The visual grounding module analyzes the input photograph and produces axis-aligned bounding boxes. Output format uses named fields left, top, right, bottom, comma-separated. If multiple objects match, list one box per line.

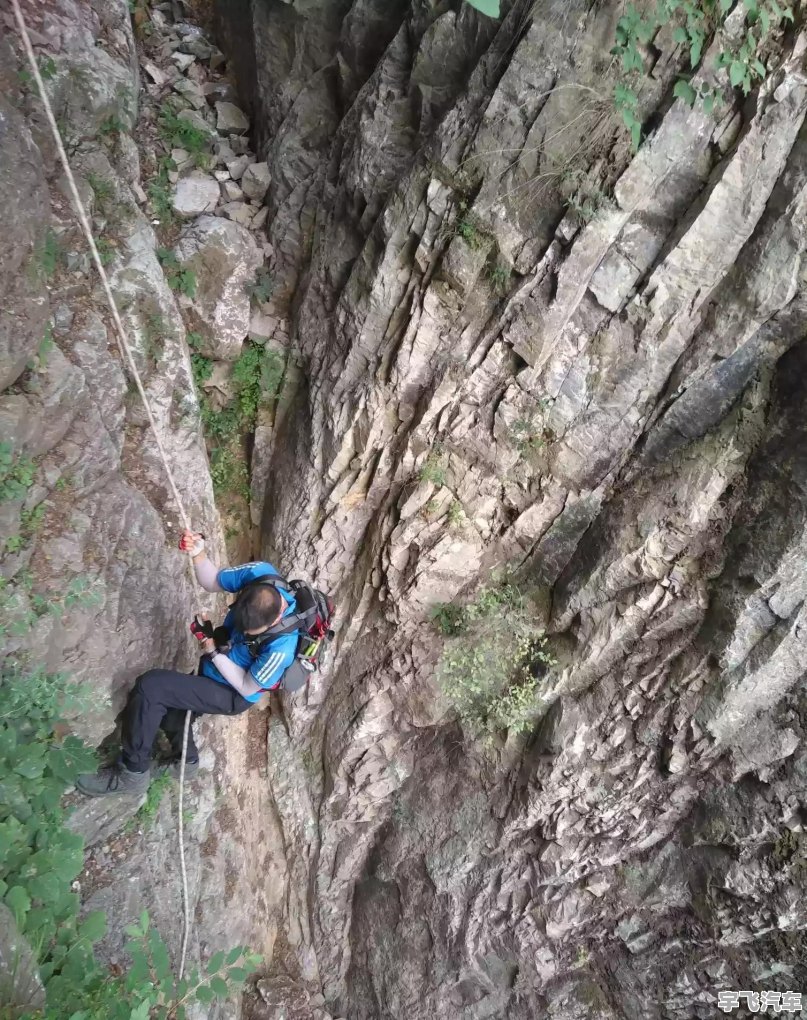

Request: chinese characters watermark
left=718, top=991, right=803, bottom=1014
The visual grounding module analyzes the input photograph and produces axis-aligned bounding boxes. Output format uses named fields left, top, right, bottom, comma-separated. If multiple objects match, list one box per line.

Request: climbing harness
left=10, top=0, right=196, bottom=980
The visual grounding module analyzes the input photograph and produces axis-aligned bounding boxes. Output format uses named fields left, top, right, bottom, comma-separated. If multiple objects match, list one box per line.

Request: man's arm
left=179, top=529, right=224, bottom=592
left=209, top=653, right=263, bottom=698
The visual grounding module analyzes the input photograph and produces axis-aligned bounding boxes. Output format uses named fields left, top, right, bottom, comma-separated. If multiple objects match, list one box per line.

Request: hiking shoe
left=154, top=756, right=200, bottom=781
left=76, top=761, right=150, bottom=798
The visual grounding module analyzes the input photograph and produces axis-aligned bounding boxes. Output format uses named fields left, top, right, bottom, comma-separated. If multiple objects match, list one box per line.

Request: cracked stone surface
left=217, top=0, right=807, bottom=1017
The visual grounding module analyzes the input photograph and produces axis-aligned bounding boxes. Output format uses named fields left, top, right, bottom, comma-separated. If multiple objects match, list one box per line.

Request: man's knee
left=132, top=669, right=166, bottom=697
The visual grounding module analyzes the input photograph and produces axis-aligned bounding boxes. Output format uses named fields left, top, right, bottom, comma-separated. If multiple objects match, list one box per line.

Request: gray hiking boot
left=76, top=761, right=151, bottom=798
left=154, top=756, right=200, bottom=781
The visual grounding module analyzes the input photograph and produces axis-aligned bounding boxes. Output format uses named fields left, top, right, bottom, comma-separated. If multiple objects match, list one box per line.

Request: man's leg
left=160, top=708, right=200, bottom=762
left=121, top=669, right=249, bottom=771
left=77, top=669, right=250, bottom=796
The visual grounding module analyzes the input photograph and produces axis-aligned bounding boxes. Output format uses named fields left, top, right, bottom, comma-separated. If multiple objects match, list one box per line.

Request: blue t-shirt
left=201, top=562, right=298, bottom=702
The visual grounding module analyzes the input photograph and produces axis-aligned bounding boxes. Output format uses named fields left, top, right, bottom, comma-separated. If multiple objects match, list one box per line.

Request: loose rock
left=241, top=162, right=271, bottom=202
left=215, top=101, right=250, bottom=135
left=171, top=173, right=220, bottom=217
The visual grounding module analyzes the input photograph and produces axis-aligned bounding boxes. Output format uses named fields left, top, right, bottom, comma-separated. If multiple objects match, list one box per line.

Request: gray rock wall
left=218, top=1, right=807, bottom=1017
left=0, top=0, right=282, bottom=999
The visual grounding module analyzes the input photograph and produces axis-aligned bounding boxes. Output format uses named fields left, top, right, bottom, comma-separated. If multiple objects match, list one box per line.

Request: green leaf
left=206, top=949, right=226, bottom=974
left=690, top=37, right=703, bottom=65
left=752, top=57, right=766, bottom=76
left=226, top=966, right=249, bottom=983
left=465, top=0, right=500, bottom=16
left=672, top=25, right=688, bottom=42
left=195, top=985, right=215, bottom=1003
left=6, top=885, right=31, bottom=918
left=759, top=6, right=771, bottom=31
left=673, top=79, right=697, bottom=105
left=225, top=946, right=243, bottom=965
left=210, top=975, right=229, bottom=998
left=729, top=59, right=746, bottom=86
left=78, top=910, right=106, bottom=942
left=703, top=92, right=716, bottom=113
left=719, top=0, right=733, bottom=11
left=630, top=121, right=642, bottom=150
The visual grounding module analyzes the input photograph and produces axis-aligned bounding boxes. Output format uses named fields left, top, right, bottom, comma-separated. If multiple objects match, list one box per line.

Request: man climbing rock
left=76, top=529, right=299, bottom=797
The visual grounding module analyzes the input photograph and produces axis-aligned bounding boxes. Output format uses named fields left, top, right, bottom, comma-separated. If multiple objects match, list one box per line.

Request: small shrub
left=419, top=448, right=447, bottom=487
left=147, top=157, right=176, bottom=226
left=0, top=444, right=36, bottom=502
left=158, top=247, right=197, bottom=297
left=488, top=261, right=510, bottom=294
left=186, top=330, right=204, bottom=351
left=87, top=171, right=115, bottom=208
left=157, top=106, right=210, bottom=156
left=246, top=267, right=274, bottom=305
left=96, top=237, right=116, bottom=266
left=437, top=584, right=555, bottom=741
left=457, top=217, right=484, bottom=249
left=130, top=773, right=172, bottom=831
left=447, top=499, right=465, bottom=528
left=191, top=352, right=213, bottom=389
left=99, top=113, right=125, bottom=136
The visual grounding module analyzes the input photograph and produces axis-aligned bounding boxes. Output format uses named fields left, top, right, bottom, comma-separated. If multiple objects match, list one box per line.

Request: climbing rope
left=11, top=0, right=195, bottom=980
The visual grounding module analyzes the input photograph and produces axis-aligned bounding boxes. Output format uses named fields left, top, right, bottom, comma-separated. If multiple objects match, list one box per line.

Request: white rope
left=10, top=0, right=194, bottom=980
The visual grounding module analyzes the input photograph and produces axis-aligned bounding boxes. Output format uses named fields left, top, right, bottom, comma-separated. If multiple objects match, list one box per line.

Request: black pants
left=120, top=668, right=251, bottom=772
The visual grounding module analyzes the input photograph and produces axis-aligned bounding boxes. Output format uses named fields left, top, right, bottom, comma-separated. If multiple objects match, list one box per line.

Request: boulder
left=172, top=78, right=207, bottom=110
left=215, top=101, right=250, bottom=135
left=241, top=162, right=271, bottom=202
left=221, top=181, right=244, bottom=202
left=226, top=155, right=250, bottom=180
left=221, top=201, right=254, bottom=227
left=173, top=215, right=261, bottom=359
left=172, top=173, right=220, bottom=217
left=171, top=52, right=196, bottom=72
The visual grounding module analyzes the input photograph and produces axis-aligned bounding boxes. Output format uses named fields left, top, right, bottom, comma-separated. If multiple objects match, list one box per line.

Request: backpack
left=234, top=574, right=335, bottom=693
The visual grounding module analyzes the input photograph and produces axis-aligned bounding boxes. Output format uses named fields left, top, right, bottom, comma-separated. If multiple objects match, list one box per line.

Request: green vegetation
left=419, top=448, right=448, bottom=487
left=191, top=353, right=213, bottom=389
left=128, top=773, right=172, bottom=832
left=157, top=106, right=211, bottom=162
left=96, top=237, right=117, bottom=266
left=456, top=217, right=484, bottom=250
left=511, top=416, right=549, bottom=454
left=464, top=0, right=500, bottom=16
left=18, top=55, right=58, bottom=89
left=0, top=444, right=36, bottom=502
left=487, top=260, right=510, bottom=295
left=447, top=499, right=466, bottom=528
left=435, top=583, right=555, bottom=741
left=157, top=248, right=197, bottom=297
left=99, top=113, right=126, bottom=136
left=38, top=229, right=61, bottom=279
left=612, top=0, right=795, bottom=146
left=27, top=323, right=56, bottom=372
left=246, top=267, right=274, bottom=305
left=147, top=157, right=176, bottom=226
left=5, top=502, right=47, bottom=553
left=198, top=343, right=284, bottom=498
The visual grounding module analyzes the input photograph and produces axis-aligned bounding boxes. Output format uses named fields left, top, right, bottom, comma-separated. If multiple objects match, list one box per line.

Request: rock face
left=174, top=215, right=261, bottom=359
left=216, top=0, right=807, bottom=1017
left=0, top=0, right=280, bottom=1000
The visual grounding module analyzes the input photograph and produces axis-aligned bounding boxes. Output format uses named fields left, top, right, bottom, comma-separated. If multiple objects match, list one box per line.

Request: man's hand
left=179, top=528, right=205, bottom=557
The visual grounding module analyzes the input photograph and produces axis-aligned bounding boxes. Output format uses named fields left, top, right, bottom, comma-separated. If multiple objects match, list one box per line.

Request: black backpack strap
left=262, top=606, right=317, bottom=637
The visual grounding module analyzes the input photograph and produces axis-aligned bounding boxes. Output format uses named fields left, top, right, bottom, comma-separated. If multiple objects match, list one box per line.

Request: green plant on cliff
left=436, top=584, right=555, bottom=740
left=611, top=0, right=794, bottom=145
left=0, top=445, right=36, bottom=502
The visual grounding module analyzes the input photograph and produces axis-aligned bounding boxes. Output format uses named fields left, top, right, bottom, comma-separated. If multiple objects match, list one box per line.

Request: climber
left=75, top=529, right=299, bottom=797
